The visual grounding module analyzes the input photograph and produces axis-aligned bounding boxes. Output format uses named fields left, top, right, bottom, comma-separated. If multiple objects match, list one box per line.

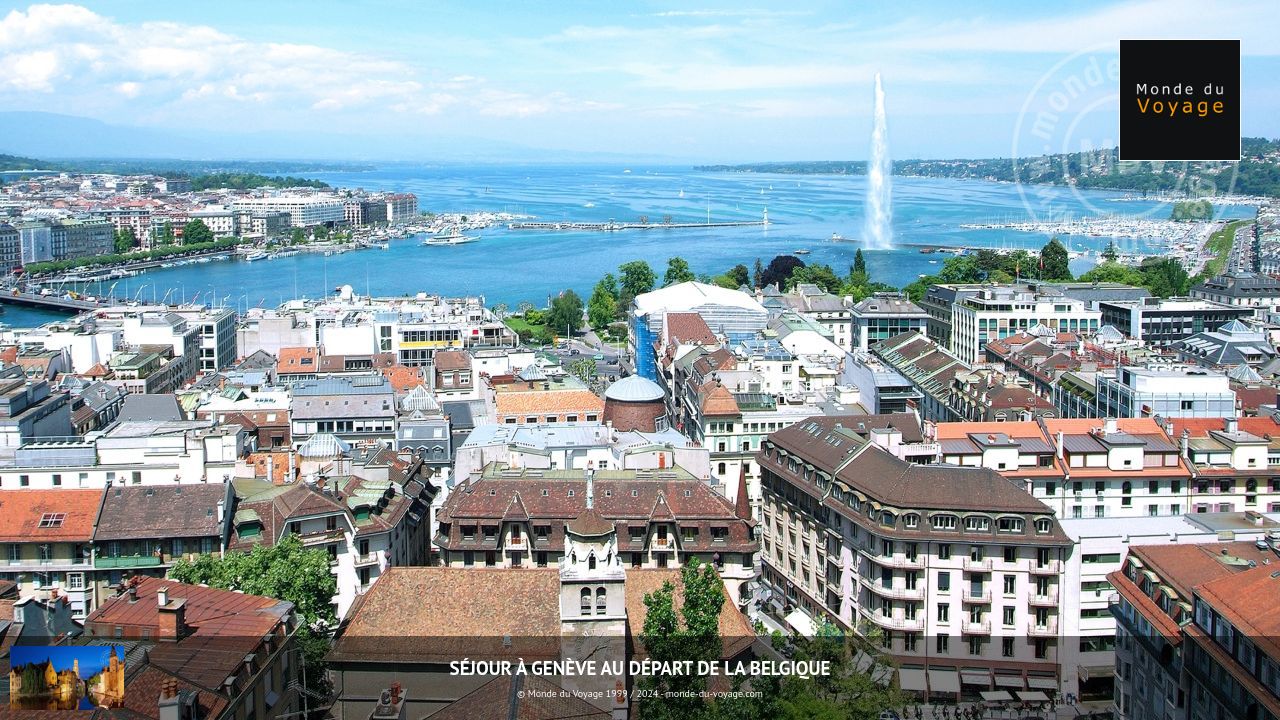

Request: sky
left=0, top=1, right=1278, bottom=162
left=10, top=645, right=121, bottom=677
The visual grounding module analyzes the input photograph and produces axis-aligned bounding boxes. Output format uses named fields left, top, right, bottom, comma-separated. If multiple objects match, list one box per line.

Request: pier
left=508, top=213, right=769, bottom=233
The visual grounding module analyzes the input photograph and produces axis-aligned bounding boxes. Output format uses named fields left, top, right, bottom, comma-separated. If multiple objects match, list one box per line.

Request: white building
left=1094, top=365, right=1237, bottom=419
left=951, top=286, right=1101, bottom=364
left=231, top=196, right=345, bottom=227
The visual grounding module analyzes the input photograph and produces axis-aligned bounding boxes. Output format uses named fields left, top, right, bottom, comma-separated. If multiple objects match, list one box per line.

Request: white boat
left=424, top=230, right=479, bottom=246
left=583, top=202, right=596, bottom=208
left=794, top=249, right=811, bottom=255
left=244, top=251, right=268, bottom=262
left=831, top=232, right=846, bottom=241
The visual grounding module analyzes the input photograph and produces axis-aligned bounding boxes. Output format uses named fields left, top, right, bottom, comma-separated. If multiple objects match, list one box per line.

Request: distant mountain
left=0, top=111, right=678, bottom=164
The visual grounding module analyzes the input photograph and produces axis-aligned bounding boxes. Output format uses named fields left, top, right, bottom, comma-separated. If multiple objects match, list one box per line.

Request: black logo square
left=1119, top=39, right=1240, bottom=161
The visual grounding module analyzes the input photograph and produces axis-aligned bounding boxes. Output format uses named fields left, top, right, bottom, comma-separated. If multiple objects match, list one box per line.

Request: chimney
left=1180, top=429, right=1190, bottom=459
left=370, top=684, right=408, bottom=720
left=158, top=594, right=187, bottom=642
left=1055, top=431, right=1064, bottom=460
left=1225, top=417, right=1239, bottom=434
left=585, top=463, right=595, bottom=509
left=128, top=586, right=138, bottom=603
left=157, top=586, right=168, bottom=607
left=1103, top=417, right=1118, bottom=435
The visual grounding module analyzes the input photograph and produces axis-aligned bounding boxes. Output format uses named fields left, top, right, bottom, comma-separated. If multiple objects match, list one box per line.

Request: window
left=485, top=551, right=496, bottom=567
left=51, top=474, right=61, bottom=487
left=596, top=588, right=608, bottom=615
left=580, top=588, right=592, bottom=616
left=1035, top=518, right=1052, bottom=534
left=1003, top=546, right=1017, bottom=563
left=937, top=603, right=950, bottom=622
left=936, top=635, right=949, bottom=655
left=1003, top=607, right=1015, bottom=626
left=996, top=517, right=1024, bottom=533
left=937, top=572, right=950, bottom=592
left=1002, top=637, right=1015, bottom=657
left=1002, top=575, right=1015, bottom=595
left=938, top=543, right=951, bottom=560
left=19, top=475, right=29, bottom=487
left=37, top=513, right=65, bottom=528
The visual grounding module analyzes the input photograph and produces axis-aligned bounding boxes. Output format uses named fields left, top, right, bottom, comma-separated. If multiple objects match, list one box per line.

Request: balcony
left=506, top=536, right=526, bottom=550
left=864, top=579, right=925, bottom=601
left=1029, top=593, right=1059, bottom=607
left=1029, top=560, right=1062, bottom=575
left=961, top=619, right=992, bottom=634
left=963, top=588, right=992, bottom=603
left=95, top=555, right=164, bottom=569
left=651, top=537, right=675, bottom=552
left=868, top=613, right=924, bottom=631
left=860, top=548, right=924, bottom=569
left=1028, top=618, right=1059, bottom=636
left=963, top=557, right=993, bottom=571
left=353, top=552, right=381, bottom=567
left=6, top=558, right=93, bottom=569
left=299, top=529, right=346, bottom=547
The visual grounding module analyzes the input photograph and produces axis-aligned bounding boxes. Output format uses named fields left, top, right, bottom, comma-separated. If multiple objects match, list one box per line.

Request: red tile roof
left=276, top=347, right=317, bottom=374
left=380, top=365, right=424, bottom=394
left=0, top=489, right=102, bottom=542
left=433, top=349, right=472, bottom=371
left=665, top=312, right=718, bottom=346
left=1169, top=416, right=1280, bottom=438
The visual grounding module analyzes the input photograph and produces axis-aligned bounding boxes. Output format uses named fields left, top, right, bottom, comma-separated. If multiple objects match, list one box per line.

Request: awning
left=785, top=609, right=816, bottom=638
left=928, top=668, right=961, bottom=694
left=994, top=674, right=1023, bottom=688
left=1026, top=677, right=1059, bottom=690
left=1017, top=690, right=1050, bottom=702
left=898, top=667, right=928, bottom=692
left=980, top=690, right=1013, bottom=702
left=1078, top=664, right=1115, bottom=681
left=960, top=670, right=990, bottom=685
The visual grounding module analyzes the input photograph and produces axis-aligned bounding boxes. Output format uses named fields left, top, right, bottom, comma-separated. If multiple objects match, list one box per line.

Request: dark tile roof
left=94, top=484, right=226, bottom=542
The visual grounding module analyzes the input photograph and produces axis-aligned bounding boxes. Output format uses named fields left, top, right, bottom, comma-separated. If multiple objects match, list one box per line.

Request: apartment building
left=0, top=489, right=100, bottom=617
left=0, top=365, right=74, bottom=462
left=1099, top=297, right=1252, bottom=346
left=83, top=577, right=300, bottom=720
left=1191, top=270, right=1280, bottom=317
left=850, top=293, right=929, bottom=352
left=872, top=331, right=970, bottom=422
left=759, top=416, right=1073, bottom=698
left=950, top=285, right=1101, bottom=364
left=289, top=376, right=397, bottom=446
left=433, top=464, right=758, bottom=605
left=230, top=195, right=345, bottom=227
left=0, top=222, right=21, bottom=272
left=384, top=193, right=419, bottom=223
left=1092, top=366, right=1239, bottom=419
left=773, top=283, right=855, bottom=351
left=1109, top=541, right=1280, bottom=720
left=630, top=281, right=769, bottom=381
left=1169, top=416, right=1280, bottom=514
left=229, top=447, right=435, bottom=618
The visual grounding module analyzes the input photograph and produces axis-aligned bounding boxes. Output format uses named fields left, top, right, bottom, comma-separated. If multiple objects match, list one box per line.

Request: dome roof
left=566, top=507, right=615, bottom=537
left=298, top=433, right=351, bottom=459
left=604, top=375, right=665, bottom=402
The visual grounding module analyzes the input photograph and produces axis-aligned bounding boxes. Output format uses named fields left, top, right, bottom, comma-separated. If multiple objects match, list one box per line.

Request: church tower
left=558, top=466, right=628, bottom=720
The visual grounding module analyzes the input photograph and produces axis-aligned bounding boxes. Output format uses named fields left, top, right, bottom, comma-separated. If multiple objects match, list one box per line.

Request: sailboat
left=679, top=189, right=685, bottom=198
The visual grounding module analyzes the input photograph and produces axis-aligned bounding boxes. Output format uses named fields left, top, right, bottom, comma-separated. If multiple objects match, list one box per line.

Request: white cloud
left=115, top=81, right=140, bottom=98
left=0, top=50, right=60, bottom=91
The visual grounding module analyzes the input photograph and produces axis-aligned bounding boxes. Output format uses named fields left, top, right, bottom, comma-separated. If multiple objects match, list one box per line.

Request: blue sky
left=10, top=645, right=121, bottom=678
left=0, top=1, right=1277, bottom=161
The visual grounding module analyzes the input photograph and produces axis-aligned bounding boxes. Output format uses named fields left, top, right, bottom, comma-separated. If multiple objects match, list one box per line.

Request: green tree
left=313, top=225, right=330, bottom=241
left=752, top=258, right=764, bottom=288
left=1102, top=240, right=1119, bottom=262
left=619, top=260, right=657, bottom=298
left=725, top=264, right=750, bottom=288
left=637, top=558, right=725, bottom=720
left=290, top=227, right=306, bottom=245
left=169, top=534, right=337, bottom=703
left=567, top=357, right=597, bottom=385
left=182, top=219, right=214, bottom=246
left=492, top=302, right=509, bottom=319
left=767, top=623, right=908, bottom=720
left=1140, top=257, right=1191, bottom=297
left=158, top=222, right=176, bottom=246
left=789, top=263, right=842, bottom=293
left=853, top=249, right=867, bottom=276
left=663, top=256, right=696, bottom=286
left=588, top=276, right=619, bottom=329
left=1039, top=238, right=1072, bottom=280
left=546, top=289, right=585, bottom=336
left=759, top=255, right=806, bottom=289
left=113, top=228, right=137, bottom=254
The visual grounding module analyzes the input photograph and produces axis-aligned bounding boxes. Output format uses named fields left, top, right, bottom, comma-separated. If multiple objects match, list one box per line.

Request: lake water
left=5, top=165, right=1255, bottom=327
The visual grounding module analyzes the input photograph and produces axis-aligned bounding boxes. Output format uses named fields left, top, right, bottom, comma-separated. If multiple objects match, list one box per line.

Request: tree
left=1140, top=257, right=1191, bottom=297
left=766, top=623, right=908, bottom=719
left=758, top=255, right=806, bottom=290
left=290, top=227, right=306, bottom=245
left=546, top=289, right=585, bottom=336
left=619, top=260, right=656, bottom=298
left=158, top=222, right=176, bottom=247
left=1039, top=238, right=1072, bottom=281
left=726, top=264, right=750, bottom=288
left=752, top=258, right=764, bottom=288
left=567, top=357, right=597, bottom=385
left=1078, top=261, right=1143, bottom=285
left=492, top=302, right=509, bottom=319
left=664, top=257, right=696, bottom=287
left=588, top=276, right=619, bottom=329
left=1102, top=240, right=1119, bottom=262
left=637, top=559, right=725, bottom=720
left=113, top=228, right=136, bottom=254
left=789, top=263, right=842, bottom=293
left=516, top=301, right=535, bottom=317
left=169, top=535, right=337, bottom=704
left=853, top=249, right=867, bottom=276
left=313, top=225, right=330, bottom=241
left=182, top=219, right=214, bottom=246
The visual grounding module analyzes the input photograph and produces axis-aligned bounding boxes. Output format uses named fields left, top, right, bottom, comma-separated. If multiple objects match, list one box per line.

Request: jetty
left=0, top=289, right=106, bottom=312
left=508, top=211, right=770, bottom=233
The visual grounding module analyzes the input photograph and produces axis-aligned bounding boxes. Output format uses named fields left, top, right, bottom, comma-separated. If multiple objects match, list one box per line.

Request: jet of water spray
left=863, top=73, right=893, bottom=250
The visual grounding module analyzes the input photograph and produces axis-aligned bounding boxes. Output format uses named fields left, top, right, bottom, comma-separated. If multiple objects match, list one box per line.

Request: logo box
left=1119, top=39, right=1240, bottom=161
